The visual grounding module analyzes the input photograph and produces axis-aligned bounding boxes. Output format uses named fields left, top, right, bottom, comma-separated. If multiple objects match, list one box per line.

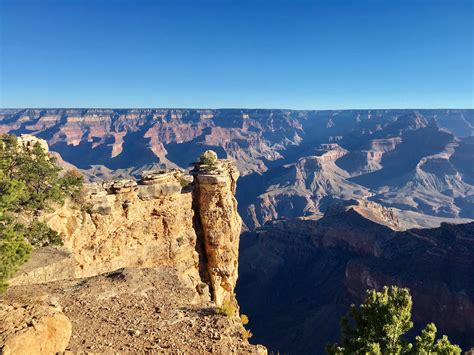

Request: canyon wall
left=237, top=207, right=474, bottom=354
left=2, top=109, right=473, bottom=231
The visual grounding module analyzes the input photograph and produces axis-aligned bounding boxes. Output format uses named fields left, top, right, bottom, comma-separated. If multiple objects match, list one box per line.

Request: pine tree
left=0, top=134, right=83, bottom=292
left=327, top=286, right=461, bottom=355
left=0, top=223, right=31, bottom=292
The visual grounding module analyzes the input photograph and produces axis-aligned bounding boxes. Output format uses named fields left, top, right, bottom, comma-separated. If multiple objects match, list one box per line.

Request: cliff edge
left=1, top=146, right=264, bottom=354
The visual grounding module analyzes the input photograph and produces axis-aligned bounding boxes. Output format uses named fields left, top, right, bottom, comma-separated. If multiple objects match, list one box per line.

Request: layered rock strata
left=2, top=109, right=473, bottom=229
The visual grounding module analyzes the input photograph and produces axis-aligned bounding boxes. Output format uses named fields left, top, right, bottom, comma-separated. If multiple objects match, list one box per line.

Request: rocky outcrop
left=2, top=148, right=259, bottom=353
left=351, top=199, right=401, bottom=230
left=10, top=152, right=242, bottom=309
left=16, top=133, right=50, bottom=153
left=0, top=303, right=71, bottom=355
left=192, top=151, right=242, bottom=305
left=16, top=169, right=205, bottom=297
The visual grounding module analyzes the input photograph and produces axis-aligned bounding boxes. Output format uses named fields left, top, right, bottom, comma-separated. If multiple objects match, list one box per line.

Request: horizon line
left=1, top=107, right=473, bottom=111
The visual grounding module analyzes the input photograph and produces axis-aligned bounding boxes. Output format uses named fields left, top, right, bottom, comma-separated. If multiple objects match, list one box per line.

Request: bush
left=22, top=220, right=63, bottom=247
left=199, top=150, right=219, bottom=172
left=61, top=169, right=85, bottom=204
left=217, top=300, right=236, bottom=318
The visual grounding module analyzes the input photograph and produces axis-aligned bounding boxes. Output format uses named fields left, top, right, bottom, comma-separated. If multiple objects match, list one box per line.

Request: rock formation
left=1, top=146, right=261, bottom=353
left=237, top=208, right=474, bottom=354
left=192, top=150, right=242, bottom=305
left=10, top=153, right=243, bottom=306
left=16, top=133, right=50, bottom=153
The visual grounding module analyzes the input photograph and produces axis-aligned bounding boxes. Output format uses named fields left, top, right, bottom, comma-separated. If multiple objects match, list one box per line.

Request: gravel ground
left=3, top=267, right=265, bottom=354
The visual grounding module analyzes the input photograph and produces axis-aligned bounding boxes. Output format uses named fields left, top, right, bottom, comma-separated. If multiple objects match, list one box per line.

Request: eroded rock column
left=193, top=151, right=241, bottom=306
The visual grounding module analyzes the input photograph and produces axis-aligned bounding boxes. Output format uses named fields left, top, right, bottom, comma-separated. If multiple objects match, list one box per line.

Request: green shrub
left=22, top=220, right=63, bottom=247
left=199, top=150, right=219, bottom=172
left=61, top=169, right=85, bottom=204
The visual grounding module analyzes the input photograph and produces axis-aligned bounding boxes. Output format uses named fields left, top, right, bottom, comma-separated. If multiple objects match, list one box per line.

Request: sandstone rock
left=9, top=247, right=75, bottom=286
left=4, top=148, right=257, bottom=351
left=193, top=158, right=242, bottom=306
left=12, top=154, right=243, bottom=311
left=88, top=194, right=116, bottom=215
left=0, top=303, right=71, bottom=355
left=41, top=186, right=201, bottom=293
left=110, top=179, right=137, bottom=193
left=137, top=182, right=181, bottom=200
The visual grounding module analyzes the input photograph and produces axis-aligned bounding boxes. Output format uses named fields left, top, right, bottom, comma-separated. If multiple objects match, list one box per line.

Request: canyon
left=1, top=108, right=473, bottom=230
left=237, top=205, right=474, bottom=354
left=1, top=109, right=474, bottom=354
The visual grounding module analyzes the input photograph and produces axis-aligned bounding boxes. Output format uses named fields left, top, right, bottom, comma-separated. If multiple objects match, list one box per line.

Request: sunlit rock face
left=10, top=145, right=243, bottom=309
left=192, top=151, right=242, bottom=306
left=0, top=303, right=72, bottom=355
left=1, top=139, right=265, bottom=353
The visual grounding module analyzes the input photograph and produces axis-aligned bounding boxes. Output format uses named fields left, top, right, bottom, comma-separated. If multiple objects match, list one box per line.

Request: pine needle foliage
left=327, top=286, right=461, bottom=354
left=0, top=134, right=83, bottom=292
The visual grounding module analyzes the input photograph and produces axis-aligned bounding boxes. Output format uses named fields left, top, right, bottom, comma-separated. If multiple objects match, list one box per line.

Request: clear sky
left=0, top=0, right=472, bottom=109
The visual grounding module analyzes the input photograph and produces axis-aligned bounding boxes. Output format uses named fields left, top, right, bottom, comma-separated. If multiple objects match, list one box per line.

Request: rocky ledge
left=3, top=267, right=266, bottom=354
left=1, top=149, right=264, bottom=354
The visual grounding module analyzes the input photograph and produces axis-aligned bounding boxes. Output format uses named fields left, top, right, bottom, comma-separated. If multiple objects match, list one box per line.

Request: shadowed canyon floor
left=237, top=208, right=474, bottom=354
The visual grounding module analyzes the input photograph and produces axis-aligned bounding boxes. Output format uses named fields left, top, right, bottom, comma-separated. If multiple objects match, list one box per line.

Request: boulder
left=1, top=303, right=71, bottom=355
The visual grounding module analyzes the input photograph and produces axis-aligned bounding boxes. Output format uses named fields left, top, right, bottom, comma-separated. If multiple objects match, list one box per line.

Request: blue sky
left=0, top=0, right=472, bottom=109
